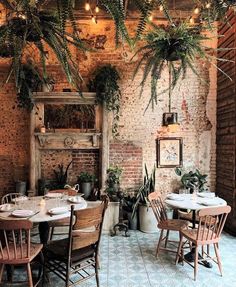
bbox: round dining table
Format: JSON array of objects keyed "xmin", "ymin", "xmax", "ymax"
[
  {"xmin": 165, "ymin": 192, "xmax": 227, "ymax": 268},
  {"xmin": 0, "ymin": 195, "xmax": 100, "ymax": 244}
]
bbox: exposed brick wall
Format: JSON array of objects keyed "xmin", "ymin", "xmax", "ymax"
[
  {"xmin": 109, "ymin": 141, "xmax": 143, "ymax": 190},
  {"xmin": 40, "ymin": 150, "xmax": 99, "ymax": 185},
  {"xmin": 0, "ymin": 18, "xmax": 217, "ymax": 197}
]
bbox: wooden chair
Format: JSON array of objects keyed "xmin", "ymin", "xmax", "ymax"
[
  {"xmin": 0, "ymin": 219, "xmax": 43, "ymax": 287},
  {"xmin": 43, "ymin": 195, "xmax": 108, "ymax": 287},
  {"xmin": 47, "ymin": 189, "xmax": 77, "ymax": 241},
  {"xmin": 148, "ymin": 192, "xmax": 189, "ymax": 257},
  {"xmin": 1, "ymin": 193, "xmax": 23, "ymax": 204},
  {"xmin": 176, "ymin": 205, "xmax": 231, "ymax": 281}
]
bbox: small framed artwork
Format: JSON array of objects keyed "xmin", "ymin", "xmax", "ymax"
[{"xmin": 156, "ymin": 137, "xmax": 183, "ymax": 168}]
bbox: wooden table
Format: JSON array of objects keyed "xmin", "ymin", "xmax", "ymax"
[{"xmin": 165, "ymin": 193, "xmax": 227, "ymax": 268}]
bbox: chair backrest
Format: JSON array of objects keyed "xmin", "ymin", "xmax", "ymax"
[
  {"xmin": 49, "ymin": 189, "xmax": 77, "ymax": 196},
  {"xmin": 68, "ymin": 195, "xmax": 109, "ymax": 252},
  {"xmin": 148, "ymin": 192, "xmax": 168, "ymax": 223},
  {"xmin": 197, "ymin": 205, "xmax": 231, "ymax": 242},
  {"xmin": 0, "ymin": 220, "xmax": 33, "ymax": 261},
  {"xmin": 1, "ymin": 193, "xmax": 22, "ymax": 204}
]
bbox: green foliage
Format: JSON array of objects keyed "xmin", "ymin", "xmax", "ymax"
[
  {"xmin": 106, "ymin": 166, "xmax": 123, "ymax": 186},
  {"xmin": 53, "ymin": 160, "xmax": 73, "ymax": 189},
  {"xmin": 175, "ymin": 167, "xmax": 208, "ymax": 192},
  {"xmin": 132, "ymin": 164, "xmax": 156, "ymax": 217},
  {"xmin": 0, "ymin": 2, "xmax": 89, "ymax": 109},
  {"xmin": 89, "ymin": 64, "xmax": 121, "ymax": 137},
  {"xmin": 133, "ymin": 21, "xmax": 218, "ymax": 110},
  {"xmin": 77, "ymin": 172, "xmax": 95, "ymax": 183}
]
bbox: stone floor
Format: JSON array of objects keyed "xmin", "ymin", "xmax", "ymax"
[{"xmin": 4, "ymin": 230, "xmax": 236, "ymax": 287}]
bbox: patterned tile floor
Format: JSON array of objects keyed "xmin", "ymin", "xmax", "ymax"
[{"xmin": 5, "ymin": 230, "xmax": 236, "ymax": 287}]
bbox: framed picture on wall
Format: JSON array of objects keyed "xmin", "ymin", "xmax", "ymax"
[{"xmin": 156, "ymin": 137, "xmax": 183, "ymax": 168}]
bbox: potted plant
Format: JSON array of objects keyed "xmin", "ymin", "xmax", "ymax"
[
  {"xmin": 133, "ymin": 21, "xmax": 221, "ymax": 109},
  {"xmin": 105, "ymin": 166, "xmax": 123, "ymax": 201},
  {"xmin": 77, "ymin": 172, "xmax": 95, "ymax": 200},
  {"xmin": 88, "ymin": 65, "xmax": 121, "ymax": 137},
  {"xmin": 175, "ymin": 167, "xmax": 208, "ymax": 194},
  {"xmin": 132, "ymin": 164, "xmax": 157, "ymax": 233},
  {"xmin": 123, "ymin": 194, "xmax": 138, "ymax": 230},
  {"xmin": 51, "ymin": 160, "xmax": 73, "ymax": 190}
]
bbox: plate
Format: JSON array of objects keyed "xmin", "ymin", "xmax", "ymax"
[
  {"xmin": 197, "ymin": 192, "xmax": 215, "ymax": 198},
  {"xmin": 197, "ymin": 199, "xmax": 223, "ymax": 206},
  {"xmin": 0, "ymin": 204, "xmax": 14, "ymax": 212},
  {"xmin": 11, "ymin": 209, "xmax": 35, "ymax": 218},
  {"xmin": 48, "ymin": 207, "xmax": 70, "ymax": 215},
  {"xmin": 45, "ymin": 193, "xmax": 62, "ymax": 199},
  {"xmin": 11, "ymin": 196, "xmax": 28, "ymax": 203},
  {"xmin": 166, "ymin": 194, "xmax": 184, "ymax": 201},
  {"xmin": 67, "ymin": 196, "xmax": 84, "ymax": 203}
]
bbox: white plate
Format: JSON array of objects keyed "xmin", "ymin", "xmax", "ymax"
[
  {"xmin": 197, "ymin": 192, "xmax": 215, "ymax": 198},
  {"xmin": 48, "ymin": 207, "xmax": 70, "ymax": 215},
  {"xmin": 11, "ymin": 209, "xmax": 35, "ymax": 218},
  {"xmin": 166, "ymin": 194, "xmax": 184, "ymax": 201},
  {"xmin": 0, "ymin": 204, "xmax": 14, "ymax": 212},
  {"xmin": 197, "ymin": 199, "xmax": 223, "ymax": 206},
  {"xmin": 67, "ymin": 196, "xmax": 84, "ymax": 203},
  {"xmin": 45, "ymin": 193, "xmax": 62, "ymax": 199},
  {"xmin": 11, "ymin": 196, "xmax": 28, "ymax": 203}
]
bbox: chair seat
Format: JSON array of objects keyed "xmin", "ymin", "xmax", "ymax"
[
  {"xmin": 158, "ymin": 219, "xmax": 189, "ymax": 231},
  {"xmin": 181, "ymin": 228, "xmax": 218, "ymax": 244},
  {"xmin": 44, "ymin": 238, "xmax": 95, "ymax": 263},
  {"xmin": 0, "ymin": 243, "xmax": 43, "ymax": 264}
]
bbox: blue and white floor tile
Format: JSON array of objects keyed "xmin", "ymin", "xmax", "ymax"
[{"xmin": 5, "ymin": 230, "xmax": 236, "ymax": 287}]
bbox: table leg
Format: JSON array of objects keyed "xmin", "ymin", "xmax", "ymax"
[{"xmin": 38, "ymin": 222, "xmax": 50, "ymax": 244}]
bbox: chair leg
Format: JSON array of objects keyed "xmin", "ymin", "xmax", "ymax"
[
  {"xmin": 194, "ymin": 246, "xmax": 198, "ymax": 281},
  {"xmin": 27, "ymin": 263, "xmax": 33, "ymax": 287},
  {"xmin": 49, "ymin": 227, "xmax": 54, "ymax": 241},
  {"xmin": 164, "ymin": 230, "xmax": 169, "ymax": 248},
  {"xmin": 0, "ymin": 264, "xmax": 5, "ymax": 283},
  {"xmin": 214, "ymin": 243, "xmax": 222, "ymax": 276},
  {"xmin": 156, "ymin": 229, "xmax": 164, "ymax": 256},
  {"xmin": 175, "ymin": 234, "xmax": 183, "ymax": 265},
  {"xmin": 95, "ymin": 261, "xmax": 100, "ymax": 287}
]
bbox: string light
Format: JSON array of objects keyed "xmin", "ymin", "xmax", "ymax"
[
  {"xmin": 205, "ymin": 2, "xmax": 211, "ymax": 9},
  {"xmin": 194, "ymin": 7, "xmax": 200, "ymax": 14},
  {"xmin": 91, "ymin": 15, "xmax": 97, "ymax": 24},
  {"xmin": 159, "ymin": 5, "xmax": 164, "ymax": 12},
  {"xmin": 95, "ymin": 5, "xmax": 100, "ymax": 13},
  {"xmin": 148, "ymin": 14, "xmax": 153, "ymax": 21},
  {"xmin": 189, "ymin": 16, "xmax": 194, "ymax": 24},
  {"xmin": 85, "ymin": 1, "xmax": 90, "ymax": 11}
]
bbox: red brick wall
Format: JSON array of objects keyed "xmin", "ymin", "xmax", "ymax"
[
  {"xmin": 109, "ymin": 141, "xmax": 143, "ymax": 190},
  {"xmin": 40, "ymin": 149, "xmax": 99, "ymax": 185}
]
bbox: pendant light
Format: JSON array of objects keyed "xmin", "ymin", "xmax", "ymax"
[{"xmin": 162, "ymin": 64, "xmax": 179, "ymax": 132}]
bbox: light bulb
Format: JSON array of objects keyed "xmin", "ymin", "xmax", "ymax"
[
  {"xmin": 148, "ymin": 14, "xmax": 153, "ymax": 21},
  {"xmin": 206, "ymin": 2, "xmax": 211, "ymax": 9},
  {"xmin": 194, "ymin": 7, "xmax": 200, "ymax": 14},
  {"xmin": 168, "ymin": 123, "xmax": 180, "ymax": 133},
  {"xmin": 189, "ymin": 16, "xmax": 194, "ymax": 24},
  {"xmin": 85, "ymin": 2, "xmax": 90, "ymax": 11},
  {"xmin": 159, "ymin": 5, "xmax": 164, "ymax": 12},
  {"xmin": 91, "ymin": 15, "xmax": 97, "ymax": 24},
  {"xmin": 95, "ymin": 5, "xmax": 100, "ymax": 13}
]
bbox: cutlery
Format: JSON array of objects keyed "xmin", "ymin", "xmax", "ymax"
[{"xmin": 27, "ymin": 211, "xmax": 40, "ymax": 219}]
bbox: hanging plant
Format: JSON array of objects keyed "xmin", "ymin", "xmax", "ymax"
[
  {"xmin": 133, "ymin": 21, "xmax": 232, "ymax": 109},
  {"xmin": 88, "ymin": 64, "xmax": 121, "ymax": 137},
  {"xmin": 0, "ymin": 1, "xmax": 90, "ymax": 108}
]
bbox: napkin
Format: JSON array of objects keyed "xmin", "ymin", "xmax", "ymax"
[{"xmin": 166, "ymin": 194, "xmax": 184, "ymax": 201}]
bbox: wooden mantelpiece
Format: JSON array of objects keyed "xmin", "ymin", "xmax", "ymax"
[
  {"xmin": 35, "ymin": 132, "xmax": 101, "ymax": 149},
  {"xmin": 29, "ymin": 92, "xmax": 109, "ymax": 194}
]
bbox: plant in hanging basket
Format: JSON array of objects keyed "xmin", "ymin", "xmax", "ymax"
[
  {"xmin": 88, "ymin": 64, "xmax": 121, "ymax": 137},
  {"xmin": 133, "ymin": 21, "xmax": 231, "ymax": 109}
]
